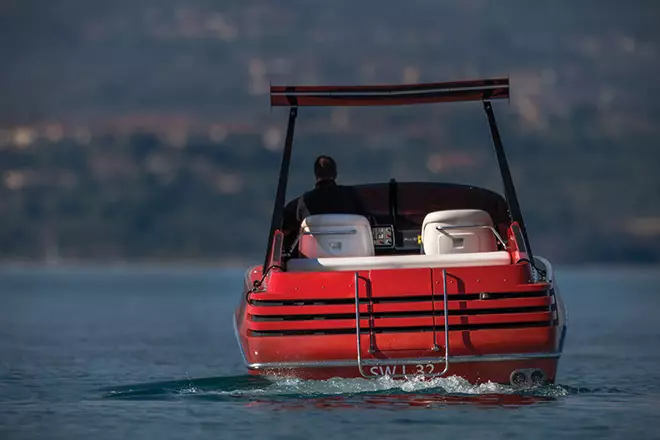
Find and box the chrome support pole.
[354,272,370,378]
[368,280,376,354]
[431,274,439,351]
[439,269,450,376]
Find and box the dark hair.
[314,155,337,180]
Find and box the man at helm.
[282,155,367,253]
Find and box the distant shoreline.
[0,258,256,270]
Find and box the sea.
[1,265,659,439]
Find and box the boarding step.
[353,270,450,378]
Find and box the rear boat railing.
[354,270,450,378]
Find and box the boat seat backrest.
[421,209,498,255]
[299,214,375,258]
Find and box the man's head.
[314,155,337,182]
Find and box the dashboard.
[371,225,422,254]
[371,225,394,248]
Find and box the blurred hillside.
[1,0,659,265]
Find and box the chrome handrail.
[431,275,439,351]
[354,270,450,379]
[426,269,450,377]
[434,224,507,249]
[438,269,450,376]
[354,272,370,378]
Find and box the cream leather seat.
[298,214,374,258]
[421,209,498,255]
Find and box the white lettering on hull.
[368,363,436,376]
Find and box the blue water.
[1,265,659,439]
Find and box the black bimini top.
[270,77,509,107]
[261,76,534,271]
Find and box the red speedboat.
[234,77,567,386]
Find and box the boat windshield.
[353,181,510,234]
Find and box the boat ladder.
[354,270,450,379]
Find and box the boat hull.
[244,355,559,384]
[235,319,562,385]
[235,259,566,386]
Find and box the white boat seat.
[286,251,511,272]
[298,214,375,258]
[421,209,498,255]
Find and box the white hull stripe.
[245,352,560,370]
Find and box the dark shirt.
[281,179,368,252]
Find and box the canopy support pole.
[483,101,533,259]
[262,107,298,273]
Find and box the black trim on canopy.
[271,77,509,107]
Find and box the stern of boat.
[235,259,564,387]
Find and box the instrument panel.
[371,225,394,248]
[372,225,423,252]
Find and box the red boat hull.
[235,259,566,386]
[244,357,559,384]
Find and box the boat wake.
[98,374,598,408]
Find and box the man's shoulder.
[284,196,301,213]
[313,183,352,192]
[285,196,301,206]
[298,184,362,201]
[336,184,362,196]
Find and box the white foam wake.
[194,375,569,398]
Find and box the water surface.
[1,265,659,439]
